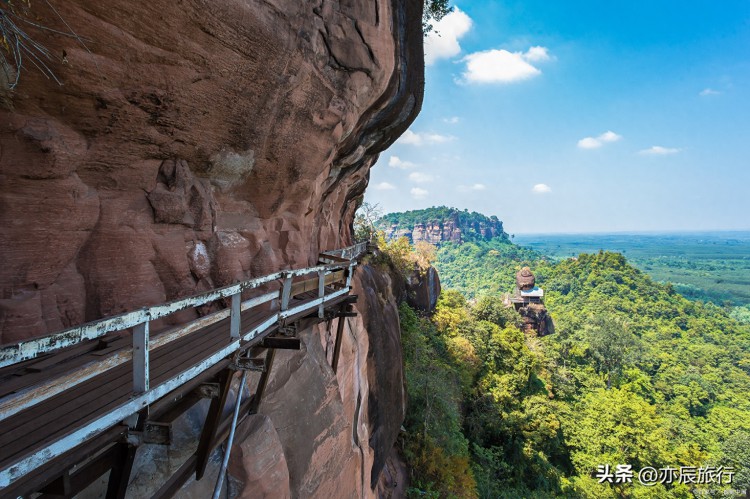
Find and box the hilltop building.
[509,267,555,336]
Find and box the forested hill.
[376,225,750,498]
[378,206,508,244]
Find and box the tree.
[585,316,641,389]
[353,202,382,242]
[413,240,437,272]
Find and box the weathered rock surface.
[228,415,291,499]
[376,448,409,499]
[0,0,423,341]
[405,265,441,313]
[0,0,422,496]
[223,264,404,498]
[383,211,506,245]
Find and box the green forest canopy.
[376,232,750,498]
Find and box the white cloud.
[373,182,396,190]
[397,129,455,146]
[458,183,486,192]
[532,183,552,194]
[599,131,621,143]
[460,46,551,84]
[577,137,602,149]
[388,156,417,169]
[700,88,720,96]
[639,146,681,155]
[524,46,551,62]
[409,172,434,183]
[424,8,473,65]
[410,187,429,200]
[443,116,460,124]
[577,130,622,149]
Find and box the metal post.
[212,370,248,499]
[133,321,150,393]
[230,292,241,339]
[345,264,354,288]
[318,270,325,318]
[280,273,293,311]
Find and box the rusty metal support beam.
[332,307,347,374]
[259,337,300,350]
[105,441,138,499]
[195,369,234,480]
[248,349,276,415]
[38,443,119,498]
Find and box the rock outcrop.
[382,207,507,245]
[406,266,441,313]
[0,0,423,341]
[0,0,423,496]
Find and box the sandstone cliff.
[381,206,508,245]
[1,0,423,496]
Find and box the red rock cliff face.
[0,0,423,342]
[0,0,422,496]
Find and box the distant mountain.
[379,206,508,244]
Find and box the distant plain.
[513,231,750,307]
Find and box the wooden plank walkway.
[0,242,369,497]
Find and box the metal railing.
[0,240,368,489]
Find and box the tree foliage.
[398,238,750,498]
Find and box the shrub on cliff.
[371,232,437,278]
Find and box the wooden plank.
[0,318,231,463]
[0,363,134,463]
[0,335,129,397]
[290,270,345,297]
[318,252,349,263]
[1,338,243,488]
[0,318,226,450]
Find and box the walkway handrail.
[0,241,368,369]
[0,240,368,490]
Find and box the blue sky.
[365,1,750,234]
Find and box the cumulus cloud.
[639,146,681,155]
[532,183,552,194]
[409,172,434,183]
[443,116,460,124]
[458,183,486,192]
[700,88,720,96]
[373,182,396,190]
[397,129,455,146]
[410,187,429,200]
[577,130,622,149]
[460,46,551,84]
[388,156,417,169]
[424,8,473,65]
